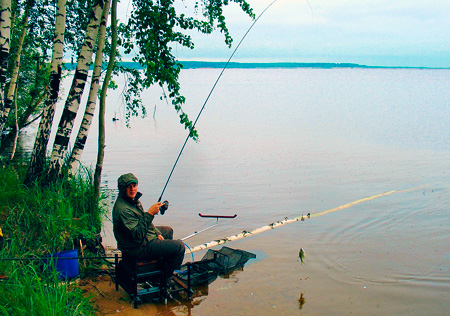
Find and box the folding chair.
[115,254,169,308]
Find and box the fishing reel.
[159,200,169,215]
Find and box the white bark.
[0,0,11,136]
[2,0,36,137]
[68,0,111,174]
[9,84,17,159]
[48,0,105,178]
[26,0,67,181]
[3,15,28,122]
[94,0,118,199]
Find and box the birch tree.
[94,0,116,199]
[25,0,66,182]
[6,2,32,104]
[68,0,111,174]
[47,0,105,179]
[0,0,11,138]
[1,0,34,155]
[9,74,17,158]
[3,0,254,189]
[0,0,59,156]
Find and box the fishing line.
[158,0,279,202]
[185,186,424,254]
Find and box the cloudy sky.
[119,0,450,68]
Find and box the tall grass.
[0,262,94,315]
[0,164,104,255]
[0,163,106,315]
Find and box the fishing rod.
[184,186,424,254]
[158,0,279,205]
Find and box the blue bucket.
[45,249,79,280]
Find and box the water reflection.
[1,129,33,162]
[156,270,246,316]
[297,292,305,310]
[156,285,210,316]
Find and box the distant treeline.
[179,61,375,69]
[64,61,446,70]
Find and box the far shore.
[63,61,450,70]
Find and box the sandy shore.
[79,275,159,316]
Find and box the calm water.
[28,68,450,314]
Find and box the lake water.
[20,68,450,314]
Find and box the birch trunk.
[94,0,117,199]
[2,14,28,126]
[68,0,111,174]
[1,0,35,138]
[0,0,11,99]
[25,0,67,183]
[0,0,12,137]
[9,83,17,159]
[48,0,105,179]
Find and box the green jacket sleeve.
[112,196,162,255]
[153,225,162,236]
[119,205,154,244]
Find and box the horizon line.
[63,61,450,70]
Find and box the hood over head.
[118,173,138,198]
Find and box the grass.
[0,164,104,255]
[0,263,94,315]
[0,162,107,315]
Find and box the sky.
[118,0,450,68]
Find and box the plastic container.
[45,249,79,280]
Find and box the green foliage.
[0,163,102,315]
[2,0,52,132]
[117,0,254,139]
[0,163,105,257]
[65,0,94,59]
[0,261,94,315]
[5,51,51,129]
[1,0,92,137]
[27,0,56,54]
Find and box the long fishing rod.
[158,0,278,204]
[184,186,424,254]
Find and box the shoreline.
[64,61,450,70]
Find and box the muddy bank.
[80,275,159,315]
[80,274,210,316]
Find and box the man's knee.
[178,240,185,253]
[173,240,185,259]
[157,226,174,239]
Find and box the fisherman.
[112,173,185,278]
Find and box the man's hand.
[147,202,163,215]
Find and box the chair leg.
[187,262,192,299]
[114,254,119,291]
[133,296,141,309]
[161,260,168,304]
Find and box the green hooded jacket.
[112,173,161,257]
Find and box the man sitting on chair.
[112,173,185,278]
